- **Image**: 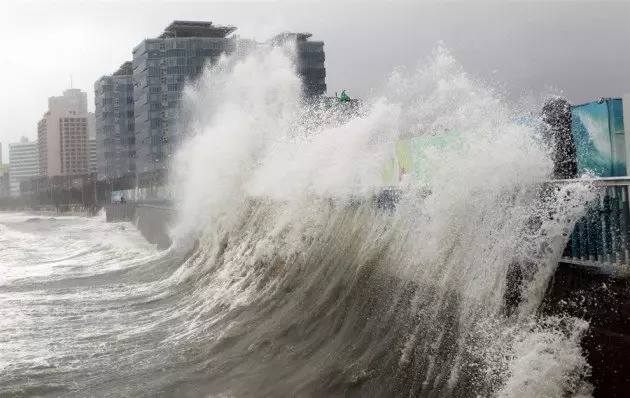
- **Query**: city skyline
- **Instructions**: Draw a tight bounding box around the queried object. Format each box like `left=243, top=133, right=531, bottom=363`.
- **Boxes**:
left=1, top=1, right=630, bottom=162
left=1, top=19, right=328, bottom=190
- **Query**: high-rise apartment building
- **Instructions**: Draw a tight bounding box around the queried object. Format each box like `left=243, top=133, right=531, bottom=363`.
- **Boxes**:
left=132, top=21, right=237, bottom=172
left=8, top=137, right=38, bottom=196
left=38, top=89, right=90, bottom=177
left=95, top=22, right=326, bottom=178
left=94, top=62, right=135, bottom=179
left=270, top=32, right=326, bottom=97
left=38, top=110, right=89, bottom=176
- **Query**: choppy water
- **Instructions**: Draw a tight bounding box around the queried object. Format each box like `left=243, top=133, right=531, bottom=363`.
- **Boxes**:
left=0, top=47, right=596, bottom=397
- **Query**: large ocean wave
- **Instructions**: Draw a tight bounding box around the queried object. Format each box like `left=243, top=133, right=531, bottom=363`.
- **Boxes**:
left=0, top=46, right=595, bottom=397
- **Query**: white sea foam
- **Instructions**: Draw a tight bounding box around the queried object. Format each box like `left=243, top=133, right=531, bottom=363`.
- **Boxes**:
left=0, top=44, right=596, bottom=397
left=170, top=45, right=594, bottom=395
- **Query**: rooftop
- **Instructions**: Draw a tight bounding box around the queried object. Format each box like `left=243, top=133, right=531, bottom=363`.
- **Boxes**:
left=8, top=138, right=36, bottom=148
left=158, top=20, right=237, bottom=39
left=113, top=62, right=133, bottom=76
left=270, top=32, right=314, bottom=45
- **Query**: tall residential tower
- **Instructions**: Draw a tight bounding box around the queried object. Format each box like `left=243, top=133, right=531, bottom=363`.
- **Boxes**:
left=37, top=88, right=90, bottom=177
left=132, top=21, right=237, bottom=172
left=95, top=21, right=327, bottom=178
left=270, top=32, right=326, bottom=97
left=94, top=62, right=135, bottom=179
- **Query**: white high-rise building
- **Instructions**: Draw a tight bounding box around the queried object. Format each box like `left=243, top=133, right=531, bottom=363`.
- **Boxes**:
left=9, top=137, right=38, bottom=197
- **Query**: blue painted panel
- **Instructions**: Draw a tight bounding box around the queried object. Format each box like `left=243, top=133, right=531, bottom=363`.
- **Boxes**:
left=571, top=99, right=626, bottom=177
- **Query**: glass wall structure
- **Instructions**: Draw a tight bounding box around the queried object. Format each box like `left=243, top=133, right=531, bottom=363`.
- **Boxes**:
left=271, top=33, right=327, bottom=97
left=94, top=62, right=135, bottom=179
left=132, top=21, right=237, bottom=172
left=297, top=40, right=326, bottom=97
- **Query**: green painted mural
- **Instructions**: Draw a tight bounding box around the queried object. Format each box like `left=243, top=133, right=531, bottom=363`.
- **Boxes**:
left=381, top=130, right=464, bottom=186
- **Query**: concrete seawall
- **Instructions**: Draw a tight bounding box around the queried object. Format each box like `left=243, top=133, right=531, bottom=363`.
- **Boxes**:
left=105, top=204, right=135, bottom=222
left=104, top=203, right=629, bottom=395
left=104, top=204, right=175, bottom=249
left=541, top=265, right=630, bottom=396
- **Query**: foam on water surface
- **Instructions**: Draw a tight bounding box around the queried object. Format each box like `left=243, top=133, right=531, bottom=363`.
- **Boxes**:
left=0, top=46, right=595, bottom=397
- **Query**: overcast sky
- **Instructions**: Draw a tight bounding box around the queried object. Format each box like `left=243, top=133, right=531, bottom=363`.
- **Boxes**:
left=1, top=0, right=629, bottom=161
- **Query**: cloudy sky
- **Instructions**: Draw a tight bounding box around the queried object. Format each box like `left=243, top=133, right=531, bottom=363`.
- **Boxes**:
left=1, top=0, right=629, bottom=161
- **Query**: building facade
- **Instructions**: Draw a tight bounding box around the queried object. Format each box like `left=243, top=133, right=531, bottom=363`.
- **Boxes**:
left=38, top=110, right=90, bottom=176
left=0, top=164, right=9, bottom=198
left=8, top=137, right=38, bottom=196
left=94, top=62, right=135, bottom=179
left=271, top=32, right=326, bottom=97
left=132, top=21, right=237, bottom=172
left=93, top=22, right=326, bottom=178
left=49, top=89, right=88, bottom=115
left=89, top=139, right=98, bottom=173
left=38, top=89, right=90, bottom=177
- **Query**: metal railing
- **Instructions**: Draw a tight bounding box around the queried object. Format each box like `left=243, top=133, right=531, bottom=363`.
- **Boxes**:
left=555, top=177, right=630, bottom=275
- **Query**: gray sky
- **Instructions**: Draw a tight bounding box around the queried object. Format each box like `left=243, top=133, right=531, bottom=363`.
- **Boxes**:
left=1, top=0, right=629, bottom=161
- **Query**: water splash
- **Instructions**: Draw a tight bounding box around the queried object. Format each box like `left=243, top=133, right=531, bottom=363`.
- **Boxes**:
left=168, top=45, right=594, bottom=396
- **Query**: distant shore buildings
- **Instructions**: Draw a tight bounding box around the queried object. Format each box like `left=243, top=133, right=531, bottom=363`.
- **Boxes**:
left=7, top=19, right=328, bottom=200
left=9, top=137, right=38, bottom=197
left=37, top=89, right=94, bottom=177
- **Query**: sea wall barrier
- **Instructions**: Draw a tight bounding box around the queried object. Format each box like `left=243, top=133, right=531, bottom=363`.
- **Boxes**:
left=104, top=203, right=175, bottom=249
left=542, top=265, right=630, bottom=396
left=104, top=185, right=630, bottom=396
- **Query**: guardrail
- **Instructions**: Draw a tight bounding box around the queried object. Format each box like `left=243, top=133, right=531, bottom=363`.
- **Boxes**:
left=554, top=177, right=630, bottom=275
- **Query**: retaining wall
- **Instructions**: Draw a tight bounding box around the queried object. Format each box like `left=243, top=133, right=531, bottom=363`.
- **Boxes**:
left=104, top=202, right=630, bottom=396
left=542, top=265, right=630, bottom=397
left=104, top=204, right=175, bottom=249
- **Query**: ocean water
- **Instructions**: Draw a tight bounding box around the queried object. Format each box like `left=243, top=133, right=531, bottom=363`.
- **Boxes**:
left=0, top=47, right=595, bottom=397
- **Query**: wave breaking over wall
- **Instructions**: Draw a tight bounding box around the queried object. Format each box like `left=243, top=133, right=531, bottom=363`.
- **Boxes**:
left=166, top=45, right=596, bottom=397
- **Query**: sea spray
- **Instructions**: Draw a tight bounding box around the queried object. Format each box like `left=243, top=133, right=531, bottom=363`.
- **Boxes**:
left=168, top=45, right=594, bottom=396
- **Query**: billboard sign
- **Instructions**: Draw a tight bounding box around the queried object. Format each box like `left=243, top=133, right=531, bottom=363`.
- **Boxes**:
left=571, top=99, right=626, bottom=177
